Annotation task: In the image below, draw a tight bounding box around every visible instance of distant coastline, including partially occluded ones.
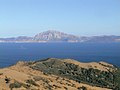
[0,30,120,43]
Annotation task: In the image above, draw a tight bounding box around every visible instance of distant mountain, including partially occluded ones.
[0,30,120,43]
[83,35,120,43]
[0,36,32,42]
[33,30,80,42]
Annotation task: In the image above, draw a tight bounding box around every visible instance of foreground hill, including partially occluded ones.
[0,30,120,43]
[0,58,120,90]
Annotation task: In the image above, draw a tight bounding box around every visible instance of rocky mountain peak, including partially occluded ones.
[0,30,120,43]
[42,30,65,34]
[33,30,80,42]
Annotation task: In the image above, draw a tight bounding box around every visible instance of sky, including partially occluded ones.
[0,0,120,37]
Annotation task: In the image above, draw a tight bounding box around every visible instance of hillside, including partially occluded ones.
[0,58,120,90]
[0,30,120,43]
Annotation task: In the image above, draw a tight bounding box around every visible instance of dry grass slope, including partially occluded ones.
[0,58,119,90]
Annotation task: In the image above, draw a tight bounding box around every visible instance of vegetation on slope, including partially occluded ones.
[0,58,120,90]
[30,58,120,90]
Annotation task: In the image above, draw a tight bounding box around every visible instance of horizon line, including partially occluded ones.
[0,30,120,38]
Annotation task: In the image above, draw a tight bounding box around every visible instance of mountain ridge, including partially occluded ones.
[0,30,120,43]
[0,58,120,90]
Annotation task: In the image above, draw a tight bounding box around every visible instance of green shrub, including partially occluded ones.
[26,79,39,86]
[77,86,87,90]
[9,81,22,89]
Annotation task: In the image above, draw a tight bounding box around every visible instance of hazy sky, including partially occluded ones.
[0,0,120,37]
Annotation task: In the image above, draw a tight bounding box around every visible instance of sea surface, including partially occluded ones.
[0,43,120,68]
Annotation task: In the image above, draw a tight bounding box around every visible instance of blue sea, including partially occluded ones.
[0,43,120,68]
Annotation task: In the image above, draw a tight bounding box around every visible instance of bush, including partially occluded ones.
[26,79,39,86]
[77,86,87,90]
[9,81,22,89]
